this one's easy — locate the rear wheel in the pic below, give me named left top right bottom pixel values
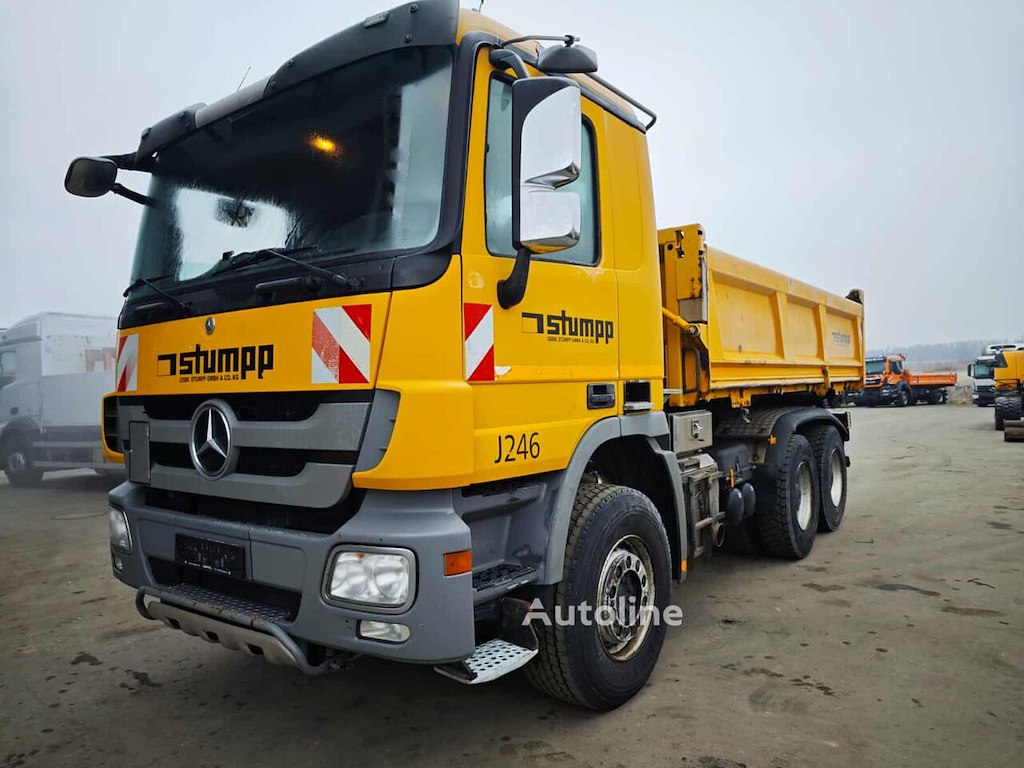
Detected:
left=806, top=425, right=847, bottom=532
left=4, top=434, right=44, bottom=487
left=996, top=396, right=1022, bottom=431
left=524, top=484, right=672, bottom=710
left=995, top=403, right=1005, bottom=431
left=895, top=387, right=910, bottom=408
left=752, top=434, right=819, bottom=559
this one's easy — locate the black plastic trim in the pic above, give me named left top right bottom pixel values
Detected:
left=265, top=1, right=460, bottom=96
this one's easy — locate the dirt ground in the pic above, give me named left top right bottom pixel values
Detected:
left=1, top=404, right=1021, bottom=768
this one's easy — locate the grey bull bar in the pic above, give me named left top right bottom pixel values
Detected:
left=135, top=585, right=333, bottom=675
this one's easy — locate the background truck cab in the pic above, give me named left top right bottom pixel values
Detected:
left=0, top=313, right=123, bottom=485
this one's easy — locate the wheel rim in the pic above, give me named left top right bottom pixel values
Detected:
left=596, top=535, right=655, bottom=661
left=828, top=449, right=844, bottom=507
left=8, top=451, right=26, bottom=474
left=795, top=462, right=814, bottom=530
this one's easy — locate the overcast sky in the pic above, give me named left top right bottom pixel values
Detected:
left=1, top=0, right=1021, bottom=347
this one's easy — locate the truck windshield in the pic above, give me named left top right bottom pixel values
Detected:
left=972, top=362, right=993, bottom=378
left=866, top=360, right=886, bottom=375
left=129, top=46, right=452, bottom=289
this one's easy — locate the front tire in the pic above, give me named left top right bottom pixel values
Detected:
left=4, top=435, right=44, bottom=487
left=806, top=425, right=847, bottom=532
left=752, top=434, right=819, bottom=558
left=524, top=484, right=672, bottom=710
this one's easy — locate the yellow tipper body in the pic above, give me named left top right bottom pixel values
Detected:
left=659, top=224, right=865, bottom=408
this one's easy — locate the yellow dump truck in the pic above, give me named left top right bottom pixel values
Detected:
left=64, top=1, right=864, bottom=710
left=993, top=350, right=1023, bottom=430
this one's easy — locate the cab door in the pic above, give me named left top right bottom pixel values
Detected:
left=460, top=53, right=619, bottom=484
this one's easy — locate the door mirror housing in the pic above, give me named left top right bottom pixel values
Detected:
left=497, top=75, right=583, bottom=310
left=967, top=364, right=974, bottom=378
left=537, top=43, right=598, bottom=75
left=64, top=157, right=118, bottom=198
left=512, top=76, right=582, bottom=254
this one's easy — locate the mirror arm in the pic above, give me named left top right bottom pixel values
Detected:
left=103, top=152, right=143, bottom=172
left=111, top=183, right=155, bottom=207
left=489, top=48, right=529, bottom=79
left=497, top=247, right=532, bottom=310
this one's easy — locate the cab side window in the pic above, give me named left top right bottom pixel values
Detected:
left=0, top=350, right=17, bottom=389
left=484, top=77, right=598, bottom=265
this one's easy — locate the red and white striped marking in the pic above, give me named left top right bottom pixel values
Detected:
left=115, top=334, right=139, bottom=392
left=312, top=305, right=372, bottom=384
left=464, top=303, right=495, bottom=382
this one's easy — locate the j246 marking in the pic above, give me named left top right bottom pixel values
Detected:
left=494, top=432, right=541, bottom=463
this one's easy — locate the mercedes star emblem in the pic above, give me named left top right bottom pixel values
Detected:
left=205, top=316, right=216, bottom=335
left=189, top=400, right=236, bottom=479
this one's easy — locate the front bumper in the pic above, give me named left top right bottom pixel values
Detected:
left=109, top=482, right=476, bottom=666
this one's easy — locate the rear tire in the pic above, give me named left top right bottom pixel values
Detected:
left=806, top=425, right=847, bottom=532
left=995, top=396, right=1021, bottom=431
left=752, top=434, right=819, bottom=559
left=4, top=434, right=44, bottom=487
left=895, top=387, right=910, bottom=408
left=524, top=484, right=672, bottom=710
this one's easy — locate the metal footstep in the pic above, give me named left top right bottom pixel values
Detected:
left=435, top=638, right=538, bottom=685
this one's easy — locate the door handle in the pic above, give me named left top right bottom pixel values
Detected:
left=587, top=383, right=616, bottom=410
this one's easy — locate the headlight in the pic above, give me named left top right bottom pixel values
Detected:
left=109, top=506, right=132, bottom=553
left=324, top=548, right=414, bottom=610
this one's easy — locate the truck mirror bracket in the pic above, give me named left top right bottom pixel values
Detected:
left=497, top=247, right=532, bottom=309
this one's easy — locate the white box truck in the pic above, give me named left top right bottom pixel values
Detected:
left=0, top=313, right=123, bottom=485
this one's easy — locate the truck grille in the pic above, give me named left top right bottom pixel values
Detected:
left=112, top=390, right=378, bottom=513
left=143, top=486, right=364, bottom=534
left=138, top=390, right=356, bottom=422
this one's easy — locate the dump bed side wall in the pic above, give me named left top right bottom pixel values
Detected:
left=906, top=372, right=957, bottom=387
left=660, top=225, right=865, bottom=406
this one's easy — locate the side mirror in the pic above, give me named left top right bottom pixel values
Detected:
left=497, top=76, right=582, bottom=310
left=967, top=364, right=974, bottom=378
left=537, top=43, right=599, bottom=75
left=513, top=77, right=582, bottom=253
left=64, top=157, right=118, bottom=198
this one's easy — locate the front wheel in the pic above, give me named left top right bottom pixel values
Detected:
left=524, top=484, right=672, bottom=710
left=4, top=435, right=44, bottom=487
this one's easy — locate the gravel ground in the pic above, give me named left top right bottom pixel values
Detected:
left=1, top=404, right=1021, bottom=768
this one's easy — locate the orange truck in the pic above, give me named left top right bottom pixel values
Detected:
left=849, top=354, right=957, bottom=407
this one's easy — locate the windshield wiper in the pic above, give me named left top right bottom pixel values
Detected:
left=218, top=245, right=356, bottom=289
left=122, top=275, right=191, bottom=315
